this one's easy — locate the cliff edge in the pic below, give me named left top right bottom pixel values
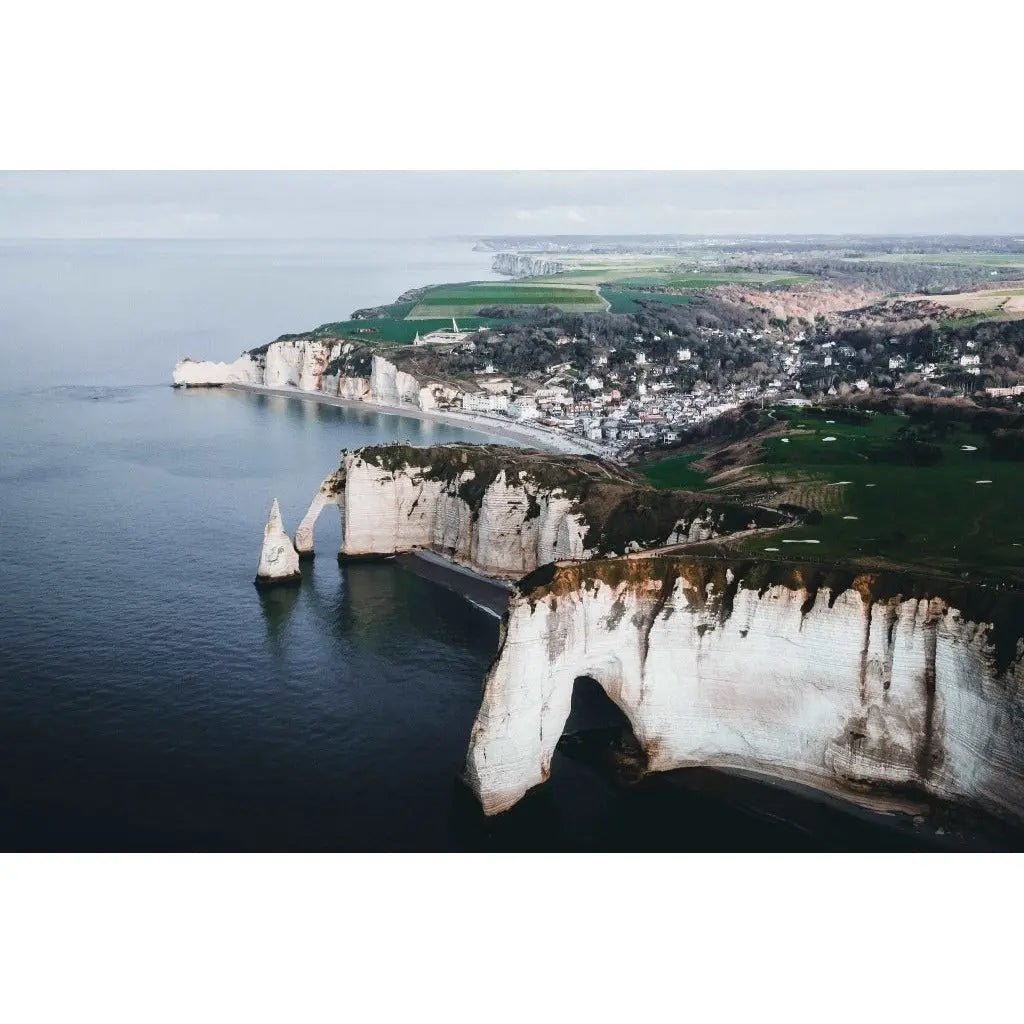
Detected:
left=295, top=443, right=794, bottom=577
left=465, top=556, right=1024, bottom=821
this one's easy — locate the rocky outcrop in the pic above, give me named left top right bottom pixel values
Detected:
left=172, top=354, right=262, bottom=387
left=255, top=499, right=301, bottom=586
left=465, top=557, right=1024, bottom=823
left=296, top=444, right=793, bottom=578
left=492, top=253, right=567, bottom=278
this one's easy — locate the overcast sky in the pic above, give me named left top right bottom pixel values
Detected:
left=1, top=171, right=1022, bottom=239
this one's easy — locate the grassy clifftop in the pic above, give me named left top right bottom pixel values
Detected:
left=346, top=443, right=793, bottom=554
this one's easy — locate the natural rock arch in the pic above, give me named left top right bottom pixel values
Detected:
left=295, top=476, right=345, bottom=557
left=466, top=646, right=658, bottom=814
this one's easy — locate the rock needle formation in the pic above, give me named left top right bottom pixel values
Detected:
left=255, top=499, right=301, bottom=586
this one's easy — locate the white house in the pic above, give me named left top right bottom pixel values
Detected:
left=461, top=392, right=509, bottom=414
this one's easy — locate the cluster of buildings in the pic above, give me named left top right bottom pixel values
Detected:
left=420, top=317, right=1014, bottom=454
left=436, top=327, right=796, bottom=454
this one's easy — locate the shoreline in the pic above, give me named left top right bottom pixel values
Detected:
left=217, top=382, right=613, bottom=457
left=395, top=551, right=512, bottom=618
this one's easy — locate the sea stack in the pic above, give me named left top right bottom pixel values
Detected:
left=255, top=499, right=301, bottom=587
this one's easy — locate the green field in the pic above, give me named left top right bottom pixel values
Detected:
left=641, top=451, right=711, bottom=490
left=408, top=283, right=606, bottom=318
left=600, top=287, right=697, bottom=314
left=522, top=258, right=679, bottom=285
left=531, top=261, right=813, bottom=291
left=659, top=273, right=811, bottom=289
left=642, top=407, right=1024, bottom=581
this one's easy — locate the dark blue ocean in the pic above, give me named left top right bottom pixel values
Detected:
left=0, top=239, right=1005, bottom=849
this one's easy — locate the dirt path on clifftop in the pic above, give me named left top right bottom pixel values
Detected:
left=629, top=521, right=792, bottom=560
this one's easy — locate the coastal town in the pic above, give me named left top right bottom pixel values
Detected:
left=173, top=234, right=1024, bottom=470
left=410, top=318, right=785, bottom=455
left=398, top=297, right=1024, bottom=458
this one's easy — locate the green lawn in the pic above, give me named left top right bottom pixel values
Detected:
left=641, top=451, right=711, bottom=490
left=644, top=407, right=1024, bottom=581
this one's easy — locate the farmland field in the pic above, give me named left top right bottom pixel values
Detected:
left=408, top=282, right=606, bottom=318
left=922, top=286, right=1024, bottom=320
left=845, top=252, right=1024, bottom=267
left=657, top=272, right=812, bottom=289
left=642, top=406, right=1024, bottom=582
left=521, top=257, right=679, bottom=285
left=527, top=260, right=813, bottom=291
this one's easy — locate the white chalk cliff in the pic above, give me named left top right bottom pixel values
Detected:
left=464, top=558, right=1024, bottom=824
left=492, top=253, right=567, bottom=278
left=173, top=340, right=452, bottom=415
left=263, top=339, right=343, bottom=391
left=295, top=444, right=786, bottom=578
left=255, top=499, right=301, bottom=584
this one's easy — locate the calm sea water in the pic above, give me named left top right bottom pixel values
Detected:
left=0, top=240, right=1010, bottom=850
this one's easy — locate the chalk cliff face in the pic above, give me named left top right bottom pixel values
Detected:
left=368, top=353, right=422, bottom=406
left=465, top=558, right=1024, bottom=822
left=172, top=339, right=446, bottom=414
left=296, top=444, right=792, bottom=577
left=263, top=339, right=342, bottom=391
left=492, top=253, right=567, bottom=278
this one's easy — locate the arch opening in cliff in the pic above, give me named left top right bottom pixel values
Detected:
left=295, top=475, right=346, bottom=558
left=553, top=675, right=648, bottom=787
